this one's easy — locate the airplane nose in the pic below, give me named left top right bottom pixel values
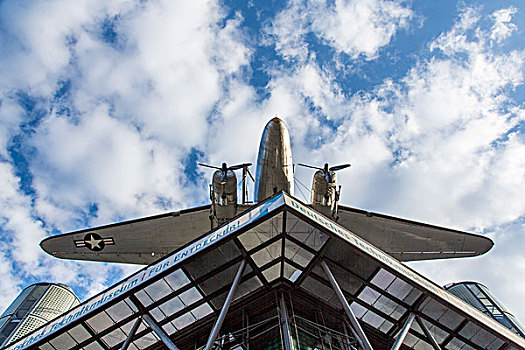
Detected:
left=254, top=118, right=294, bottom=202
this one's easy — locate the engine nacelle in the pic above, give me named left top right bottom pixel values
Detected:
left=311, top=170, right=339, bottom=218
left=212, top=170, right=237, bottom=205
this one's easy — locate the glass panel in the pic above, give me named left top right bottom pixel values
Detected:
left=133, top=331, right=159, bottom=349
left=48, top=332, right=77, bottom=348
left=191, top=303, right=214, bottom=319
left=162, top=321, right=177, bottom=335
left=150, top=306, right=166, bottom=322
left=38, top=344, right=55, bottom=350
left=86, top=311, right=115, bottom=333
left=184, top=241, right=240, bottom=280
left=350, top=302, right=368, bottom=318
left=284, top=240, right=314, bottom=267
left=387, top=277, right=415, bottom=301
left=68, top=325, right=91, bottom=344
left=134, top=289, right=153, bottom=307
left=198, top=262, right=250, bottom=297
left=373, top=295, right=406, bottom=320
left=82, top=341, right=105, bottom=350
left=144, top=278, right=173, bottom=302
left=164, top=269, right=191, bottom=291
left=283, top=262, right=302, bottom=282
left=172, top=311, right=196, bottom=330
left=179, top=287, right=202, bottom=306
left=159, top=296, right=185, bottom=317
left=237, top=215, right=282, bottom=251
left=251, top=240, right=281, bottom=267
left=262, top=263, right=281, bottom=282
left=106, top=300, right=134, bottom=322
left=371, top=269, right=396, bottom=289
left=286, top=213, right=328, bottom=251
left=361, top=310, right=385, bottom=328
left=379, top=319, right=394, bottom=333
left=358, top=286, right=381, bottom=305
left=301, top=276, right=339, bottom=309
left=234, top=277, right=263, bottom=300
left=101, top=328, right=127, bottom=347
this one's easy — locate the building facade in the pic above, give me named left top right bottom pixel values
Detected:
left=445, top=281, right=525, bottom=338
left=0, top=283, right=80, bottom=347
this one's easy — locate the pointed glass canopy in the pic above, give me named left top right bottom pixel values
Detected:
left=4, top=193, right=524, bottom=350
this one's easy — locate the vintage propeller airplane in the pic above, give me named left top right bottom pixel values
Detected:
left=40, top=117, right=493, bottom=265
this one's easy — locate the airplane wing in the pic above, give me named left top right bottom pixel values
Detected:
left=337, top=205, right=494, bottom=261
left=40, top=205, right=213, bottom=265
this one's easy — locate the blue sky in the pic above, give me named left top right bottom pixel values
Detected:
left=0, top=0, right=524, bottom=326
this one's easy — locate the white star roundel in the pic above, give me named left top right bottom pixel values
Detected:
left=74, top=233, right=115, bottom=251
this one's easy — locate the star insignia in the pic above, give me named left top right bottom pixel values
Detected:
left=75, top=233, right=115, bottom=251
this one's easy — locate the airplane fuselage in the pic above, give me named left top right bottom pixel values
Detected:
left=254, top=117, right=294, bottom=202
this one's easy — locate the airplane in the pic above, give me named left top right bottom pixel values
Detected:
left=40, top=117, right=493, bottom=265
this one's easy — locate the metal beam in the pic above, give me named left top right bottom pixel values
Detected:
left=415, top=316, right=442, bottom=350
left=143, top=314, right=179, bottom=350
left=120, top=316, right=142, bottom=350
left=205, top=259, right=247, bottom=350
left=391, top=313, right=415, bottom=350
left=279, top=293, right=294, bottom=350
left=321, top=260, right=374, bottom=350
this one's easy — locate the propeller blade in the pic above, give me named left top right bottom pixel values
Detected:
left=247, top=168, right=255, bottom=182
left=228, top=163, right=252, bottom=171
left=329, top=163, right=351, bottom=171
left=198, top=163, right=221, bottom=170
left=297, top=163, right=323, bottom=171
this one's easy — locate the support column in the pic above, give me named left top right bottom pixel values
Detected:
left=120, top=316, right=142, bottom=350
left=205, top=259, right=247, bottom=350
left=279, top=293, right=294, bottom=350
left=321, top=260, right=374, bottom=350
left=415, top=316, right=442, bottom=350
left=143, top=314, right=179, bottom=350
left=390, top=313, right=415, bottom=350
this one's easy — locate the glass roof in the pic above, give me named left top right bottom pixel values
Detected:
left=4, top=193, right=524, bottom=350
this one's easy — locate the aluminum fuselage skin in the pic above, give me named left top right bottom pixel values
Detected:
left=254, top=118, right=294, bottom=202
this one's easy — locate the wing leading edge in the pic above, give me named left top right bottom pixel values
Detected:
left=337, top=205, right=494, bottom=261
left=40, top=205, right=212, bottom=265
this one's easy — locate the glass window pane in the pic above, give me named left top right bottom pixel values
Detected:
left=159, top=296, right=185, bottom=316
left=262, top=263, right=281, bottom=282
left=49, top=332, right=77, bottom=349
left=164, top=269, right=191, bottom=291
left=102, top=328, right=127, bottom=347
left=173, top=311, right=196, bottom=330
left=68, top=325, right=91, bottom=344
left=284, top=240, right=313, bottom=267
left=106, top=300, right=134, bottom=322
left=179, top=287, right=202, bottom=306
left=144, top=279, right=173, bottom=302
left=133, top=331, right=159, bottom=349
left=251, top=240, right=281, bottom=267
left=191, top=303, right=213, bottom=319
left=86, top=311, right=115, bottom=333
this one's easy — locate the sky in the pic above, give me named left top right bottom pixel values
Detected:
left=0, top=0, right=524, bottom=328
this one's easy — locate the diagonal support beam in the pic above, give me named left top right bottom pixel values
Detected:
left=205, top=259, right=247, bottom=350
left=120, top=316, right=142, bottom=350
left=321, top=260, right=374, bottom=350
left=143, top=314, right=179, bottom=350
left=415, top=316, right=442, bottom=350
left=390, top=313, right=415, bottom=350
left=279, top=293, right=294, bottom=350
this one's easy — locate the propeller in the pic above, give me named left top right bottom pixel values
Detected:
left=297, top=162, right=351, bottom=184
left=198, top=162, right=252, bottom=184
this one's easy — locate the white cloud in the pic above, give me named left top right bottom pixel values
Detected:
left=267, top=0, right=413, bottom=61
